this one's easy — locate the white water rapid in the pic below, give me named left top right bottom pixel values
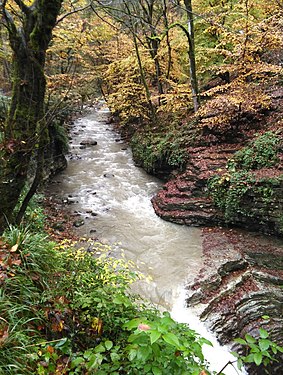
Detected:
left=49, top=105, right=245, bottom=375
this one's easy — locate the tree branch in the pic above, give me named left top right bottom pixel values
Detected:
left=13, top=0, right=31, bottom=15
left=56, top=3, right=92, bottom=24
left=1, top=0, right=18, bottom=35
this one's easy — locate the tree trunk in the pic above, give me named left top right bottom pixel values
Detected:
left=184, top=0, right=200, bottom=112
left=0, top=0, right=62, bottom=231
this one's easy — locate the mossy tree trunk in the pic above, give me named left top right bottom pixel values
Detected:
left=0, top=0, right=62, bottom=231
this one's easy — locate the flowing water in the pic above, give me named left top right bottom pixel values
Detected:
left=49, top=105, right=245, bottom=375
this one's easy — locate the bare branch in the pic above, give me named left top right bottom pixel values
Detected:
left=13, top=0, right=31, bottom=15
left=56, top=3, right=92, bottom=24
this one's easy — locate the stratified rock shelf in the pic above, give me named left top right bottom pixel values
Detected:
left=186, top=227, right=283, bottom=374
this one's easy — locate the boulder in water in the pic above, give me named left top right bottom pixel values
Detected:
left=80, top=139, right=98, bottom=146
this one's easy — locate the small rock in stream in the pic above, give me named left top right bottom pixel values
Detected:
left=73, top=219, right=85, bottom=227
left=80, top=139, right=98, bottom=146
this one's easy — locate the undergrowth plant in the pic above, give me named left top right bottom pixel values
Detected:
left=1, top=224, right=282, bottom=374
left=208, top=131, right=282, bottom=222
left=232, top=321, right=283, bottom=372
left=131, top=123, right=189, bottom=174
left=0, top=225, right=59, bottom=374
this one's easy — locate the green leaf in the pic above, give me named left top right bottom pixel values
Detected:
left=128, top=348, right=137, bottom=361
left=128, top=333, right=139, bottom=343
left=94, top=343, right=106, bottom=353
left=237, top=358, right=243, bottom=370
left=259, top=328, right=269, bottom=339
left=105, top=340, right=113, bottom=350
left=245, top=334, right=256, bottom=344
left=234, top=338, right=247, bottom=346
left=137, top=346, right=152, bottom=361
left=259, top=339, right=270, bottom=351
left=152, top=366, right=162, bottom=375
left=110, top=352, right=120, bottom=362
left=123, top=318, right=143, bottom=330
left=152, top=342, right=161, bottom=357
left=254, top=352, right=263, bottom=366
left=150, top=330, right=161, bottom=345
left=86, top=353, right=101, bottom=370
left=245, top=353, right=256, bottom=363
left=144, top=363, right=151, bottom=372
left=201, top=337, right=213, bottom=346
left=54, top=337, right=68, bottom=348
left=113, top=295, right=125, bottom=304
left=71, top=357, right=84, bottom=368
left=162, top=333, right=180, bottom=348
left=230, top=351, right=239, bottom=358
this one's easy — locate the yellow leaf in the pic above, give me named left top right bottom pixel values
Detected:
left=10, top=244, right=18, bottom=252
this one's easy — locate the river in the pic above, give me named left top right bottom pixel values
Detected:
left=49, top=104, right=245, bottom=375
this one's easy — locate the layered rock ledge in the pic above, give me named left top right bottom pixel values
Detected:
left=187, top=227, right=283, bottom=374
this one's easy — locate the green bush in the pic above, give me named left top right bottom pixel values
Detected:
left=228, top=131, right=280, bottom=171
left=208, top=131, right=282, bottom=222
left=131, top=127, right=189, bottom=174
left=232, top=320, right=283, bottom=371
left=55, top=243, right=211, bottom=374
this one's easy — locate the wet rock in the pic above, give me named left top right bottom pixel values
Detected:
left=187, top=228, right=283, bottom=374
left=73, top=219, right=85, bottom=227
left=52, top=222, right=66, bottom=232
left=80, top=139, right=98, bottom=146
left=66, top=196, right=78, bottom=204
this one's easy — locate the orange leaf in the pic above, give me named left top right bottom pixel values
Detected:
left=46, top=345, right=55, bottom=354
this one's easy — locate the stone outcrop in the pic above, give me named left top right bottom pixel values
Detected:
left=152, top=144, right=238, bottom=226
left=152, top=145, right=283, bottom=235
left=187, top=227, right=283, bottom=374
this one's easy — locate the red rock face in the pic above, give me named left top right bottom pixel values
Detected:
left=151, top=144, right=240, bottom=226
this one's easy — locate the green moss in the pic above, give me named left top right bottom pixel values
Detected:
left=131, top=124, right=189, bottom=174
left=228, top=131, right=280, bottom=171
left=208, top=131, right=282, bottom=223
